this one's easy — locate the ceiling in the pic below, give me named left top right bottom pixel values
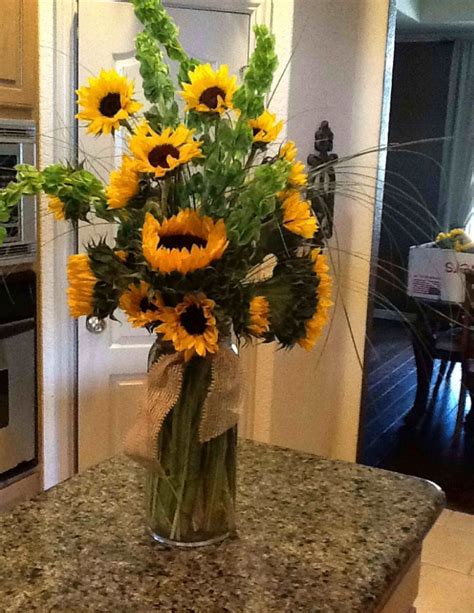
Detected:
left=396, top=0, right=474, bottom=35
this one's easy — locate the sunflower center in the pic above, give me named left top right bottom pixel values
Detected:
left=148, top=144, right=180, bottom=169
left=252, top=127, right=262, bottom=138
left=139, top=297, right=159, bottom=312
left=99, top=93, right=122, bottom=118
left=159, top=234, right=207, bottom=251
left=199, top=87, right=226, bottom=110
left=180, top=305, right=207, bottom=335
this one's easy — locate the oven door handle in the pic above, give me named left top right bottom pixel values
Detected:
left=0, top=317, right=35, bottom=340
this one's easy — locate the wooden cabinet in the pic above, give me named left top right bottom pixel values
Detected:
left=0, top=0, right=38, bottom=116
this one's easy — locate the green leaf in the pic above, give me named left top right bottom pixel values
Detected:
left=234, top=25, right=278, bottom=119
left=135, top=31, right=178, bottom=123
left=224, top=160, right=290, bottom=245
left=131, top=0, right=200, bottom=84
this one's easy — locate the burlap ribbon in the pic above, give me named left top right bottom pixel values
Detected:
left=124, top=347, right=244, bottom=470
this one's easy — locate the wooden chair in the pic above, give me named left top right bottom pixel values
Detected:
left=419, top=272, right=474, bottom=444
left=408, top=282, right=474, bottom=435
left=456, top=271, right=474, bottom=442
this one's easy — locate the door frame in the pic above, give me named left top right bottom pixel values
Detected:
left=163, top=0, right=272, bottom=41
left=41, top=0, right=269, bottom=487
left=39, top=0, right=78, bottom=489
left=356, top=0, right=399, bottom=462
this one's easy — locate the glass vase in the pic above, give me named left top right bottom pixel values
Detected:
left=145, top=339, right=237, bottom=547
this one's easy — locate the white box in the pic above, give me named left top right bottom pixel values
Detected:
left=407, top=243, right=474, bottom=303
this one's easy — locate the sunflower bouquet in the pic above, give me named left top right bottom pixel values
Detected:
left=0, top=0, right=332, bottom=546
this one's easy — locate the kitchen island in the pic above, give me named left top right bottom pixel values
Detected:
left=0, top=440, right=444, bottom=612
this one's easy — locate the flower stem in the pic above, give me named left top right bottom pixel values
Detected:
left=145, top=349, right=237, bottom=545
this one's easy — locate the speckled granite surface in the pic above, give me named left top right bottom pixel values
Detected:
left=0, top=440, right=444, bottom=612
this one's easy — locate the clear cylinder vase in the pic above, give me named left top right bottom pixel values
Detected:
left=145, top=339, right=237, bottom=547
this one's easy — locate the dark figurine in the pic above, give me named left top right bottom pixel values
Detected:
left=307, top=121, right=338, bottom=244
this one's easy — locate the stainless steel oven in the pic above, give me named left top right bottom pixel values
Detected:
left=0, top=119, right=37, bottom=265
left=0, top=270, right=37, bottom=479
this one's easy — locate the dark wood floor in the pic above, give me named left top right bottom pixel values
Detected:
left=361, top=318, right=474, bottom=515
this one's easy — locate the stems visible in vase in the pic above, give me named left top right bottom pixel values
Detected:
left=145, top=352, right=237, bottom=546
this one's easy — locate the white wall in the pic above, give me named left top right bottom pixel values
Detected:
left=250, top=0, right=391, bottom=461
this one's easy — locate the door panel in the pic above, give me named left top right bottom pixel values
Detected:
left=77, top=0, right=250, bottom=470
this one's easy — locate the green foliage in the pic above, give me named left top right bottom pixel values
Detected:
left=234, top=26, right=278, bottom=118
left=0, top=181, right=27, bottom=211
left=225, top=160, right=290, bottom=245
left=0, top=162, right=108, bottom=227
left=0, top=164, right=43, bottom=230
left=43, top=164, right=107, bottom=222
left=15, top=165, right=44, bottom=194
left=0, top=164, right=42, bottom=210
left=115, top=209, right=146, bottom=254
left=136, top=31, right=179, bottom=127
left=257, top=256, right=318, bottom=347
left=88, top=241, right=135, bottom=319
left=197, top=118, right=258, bottom=220
left=131, top=0, right=199, bottom=84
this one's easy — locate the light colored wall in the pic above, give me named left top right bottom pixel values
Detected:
left=249, top=0, right=391, bottom=461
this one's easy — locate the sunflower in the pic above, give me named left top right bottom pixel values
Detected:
left=76, top=69, right=142, bottom=135
left=156, top=293, right=219, bottom=361
left=180, top=64, right=237, bottom=115
left=280, top=191, right=318, bottom=239
left=280, top=141, right=298, bottom=162
left=48, top=196, right=65, bottom=221
left=288, top=162, right=308, bottom=188
left=249, top=110, right=283, bottom=144
left=278, top=140, right=308, bottom=187
left=129, top=123, right=202, bottom=178
left=298, top=249, right=333, bottom=350
left=106, top=156, right=141, bottom=209
left=67, top=254, right=97, bottom=318
left=119, top=281, right=163, bottom=328
left=248, top=296, right=270, bottom=337
left=142, top=210, right=228, bottom=274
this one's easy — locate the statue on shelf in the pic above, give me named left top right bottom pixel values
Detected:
left=307, top=121, right=338, bottom=244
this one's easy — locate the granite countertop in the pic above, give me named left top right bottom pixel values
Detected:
left=0, top=441, right=444, bottom=612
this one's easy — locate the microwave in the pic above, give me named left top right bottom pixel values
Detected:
left=0, top=119, right=37, bottom=265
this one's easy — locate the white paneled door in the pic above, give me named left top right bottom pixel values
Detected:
left=77, top=0, right=251, bottom=470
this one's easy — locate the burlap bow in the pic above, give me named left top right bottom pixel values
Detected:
left=124, top=346, right=244, bottom=470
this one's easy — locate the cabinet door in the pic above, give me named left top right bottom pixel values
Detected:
left=0, top=0, right=38, bottom=109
